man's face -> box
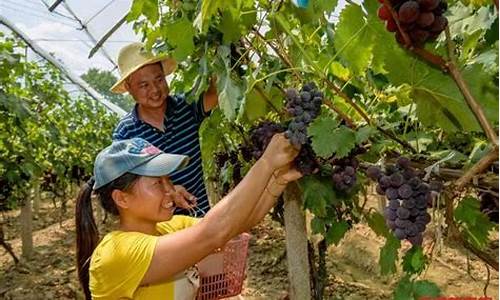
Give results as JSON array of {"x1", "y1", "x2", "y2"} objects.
[{"x1": 125, "y1": 63, "x2": 169, "y2": 109}]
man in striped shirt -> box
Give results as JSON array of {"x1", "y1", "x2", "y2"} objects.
[{"x1": 110, "y1": 43, "x2": 218, "y2": 216}]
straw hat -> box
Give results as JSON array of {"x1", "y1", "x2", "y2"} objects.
[{"x1": 110, "y1": 42, "x2": 177, "y2": 94}]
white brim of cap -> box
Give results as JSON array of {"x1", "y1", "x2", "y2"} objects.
[{"x1": 130, "y1": 153, "x2": 190, "y2": 177}]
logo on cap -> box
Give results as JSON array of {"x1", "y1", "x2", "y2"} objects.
[{"x1": 129, "y1": 139, "x2": 161, "y2": 155}]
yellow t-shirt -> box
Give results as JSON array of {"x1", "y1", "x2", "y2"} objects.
[{"x1": 89, "y1": 215, "x2": 199, "y2": 299}]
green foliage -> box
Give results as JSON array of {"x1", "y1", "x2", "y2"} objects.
[
  {"x1": 123, "y1": 0, "x2": 499, "y2": 296},
  {"x1": 81, "y1": 68, "x2": 134, "y2": 111},
  {"x1": 308, "y1": 114, "x2": 356, "y2": 159},
  {"x1": 0, "y1": 34, "x2": 117, "y2": 208},
  {"x1": 454, "y1": 196, "x2": 497, "y2": 249},
  {"x1": 394, "y1": 275, "x2": 441, "y2": 300},
  {"x1": 402, "y1": 247, "x2": 427, "y2": 275},
  {"x1": 379, "y1": 234, "x2": 401, "y2": 275}
]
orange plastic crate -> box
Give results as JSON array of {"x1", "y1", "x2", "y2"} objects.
[{"x1": 196, "y1": 233, "x2": 251, "y2": 300}]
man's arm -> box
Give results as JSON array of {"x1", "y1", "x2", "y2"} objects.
[{"x1": 202, "y1": 75, "x2": 218, "y2": 112}]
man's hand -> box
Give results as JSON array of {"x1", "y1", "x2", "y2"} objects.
[{"x1": 203, "y1": 74, "x2": 218, "y2": 112}]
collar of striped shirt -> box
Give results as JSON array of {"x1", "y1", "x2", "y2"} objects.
[{"x1": 131, "y1": 95, "x2": 177, "y2": 122}]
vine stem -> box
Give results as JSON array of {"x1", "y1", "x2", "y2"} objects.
[
  {"x1": 444, "y1": 28, "x2": 499, "y2": 147},
  {"x1": 455, "y1": 146, "x2": 499, "y2": 190}
]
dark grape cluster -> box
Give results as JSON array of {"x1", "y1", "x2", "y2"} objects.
[
  {"x1": 366, "y1": 157, "x2": 442, "y2": 246},
  {"x1": 284, "y1": 82, "x2": 323, "y2": 149},
  {"x1": 247, "y1": 120, "x2": 319, "y2": 175},
  {"x1": 332, "y1": 157, "x2": 359, "y2": 192},
  {"x1": 248, "y1": 121, "x2": 285, "y2": 159},
  {"x1": 214, "y1": 150, "x2": 242, "y2": 195},
  {"x1": 377, "y1": 0, "x2": 448, "y2": 47},
  {"x1": 479, "y1": 191, "x2": 499, "y2": 224}
]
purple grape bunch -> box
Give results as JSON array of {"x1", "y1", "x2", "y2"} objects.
[
  {"x1": 332, "y1": 157, "x2": 359, "y2": 192},
  {"x1": 284, "y1": 82, "x2": 323, "y2": 149},
  {"x1": 248, "y1": 120, "x2": 319, "y2": 175},
  {"x1": 366, "y1": 157, "x2": 442, "y2": 246}
]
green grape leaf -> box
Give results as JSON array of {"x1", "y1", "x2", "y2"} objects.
[
  {"x1": 300, "y1": 175, "x2": 333, "y2": 217},
  {"x1": 311, "y1": 217, "x2": 326, "y2": 235},
  {"x1": 217, "y1": 73, "x2": 243, "y2": 121},
  {"x1": 240, "y1": 88, "x2": 269, "y2": 122},
  {"x1": 413, "y1": 280, "x2": 441, "y2": 298},
  {"x1": 454, "y1": 196, "x2": 496, "y2": 249},
  {"x1": 355, "y1": 126, "x2": 375, "y2": 145},
  {"x1": 393, "y1": 275, "x2": 414, "y2": 300},
  {"x1": 126, "y1": 0, "x2": 145, "y2": 21},
  {"x1": 142, "y1": 0, "x2": 159, "y2": 24},
  {"x1": 379, "y1": 234, "x2": 401, "y2": 275},
  {"x1": 164, "y1": 17, "x2": 195, "y2": 61},
  {"x1": 402, "y1": 246, "x2": 427, "y2": 275},
  {"x1": 194, "y1": 0, "x2": 225, "y2": 32},
  {"x1": 308, "y1": 115, "x2": 339, "y2": 158},
  {"x1": 366, "y1": 211, "x2": 389, "y2": 238},
  {"x1": 334, "y1": 4, "x2": 374, "y2": 75},
  {"x1": 326, "y1": 220, "x2": 350, "y2": 246}
]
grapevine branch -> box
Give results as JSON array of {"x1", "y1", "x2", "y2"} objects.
[
  {"x1": 323, "y1": 79, "x2": 417, "y2": 153},
  {"x1": 455, "y1": 146, "x2": 499, "y2": 190},
  {"x1": 444, "y1": 29, "x2": 499, "y2": 147}
]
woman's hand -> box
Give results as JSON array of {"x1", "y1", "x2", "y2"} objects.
[
  {"x1": 261, "y1": 133, "x2": 300, "y2": 170},
  {"x1": 274, "y1": 164, "x2": 303, "y2": 185},
  {"x1": 161, "y1": 177, "x2": 197, "y2": 209}
]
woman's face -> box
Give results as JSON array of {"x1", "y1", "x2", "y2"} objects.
[{"x1": 125, "y1": 175, "x2": 177, "y2": 222}]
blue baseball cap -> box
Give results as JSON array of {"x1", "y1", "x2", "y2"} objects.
[{"x1": 93, "y1": 138, "x2": 190, "y2": 189}]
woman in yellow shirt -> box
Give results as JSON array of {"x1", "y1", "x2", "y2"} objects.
[{"x1": 75, "y1": 134, "x2": 301, "y2": 299}]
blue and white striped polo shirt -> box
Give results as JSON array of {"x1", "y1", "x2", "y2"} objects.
[{"x1": 112, "y1": 94, "x2": 210, "y2": 216}]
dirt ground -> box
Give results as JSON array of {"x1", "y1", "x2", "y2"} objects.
[{"x1": 0, "y1": 194, "x2": 498, "y2": 300}]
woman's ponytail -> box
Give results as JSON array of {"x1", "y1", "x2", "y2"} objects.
[{"x1": 75, "y1": 177, "x2": 98, "y2": 300}]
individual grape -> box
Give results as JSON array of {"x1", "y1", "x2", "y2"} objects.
[
  {"x1": 409, "y1": 28, "x2": 430, "y2": 45},
  {"x1": 376, "y1": 184, "x2": 386, "y2": 195},
  {"x1": 406, "y1": 223, "x2": 419, "y2": 237},
  {"x1": 415, "y1": 221, "x2": 426, "y2": 232},
  {"x1": 386, "y1": 188, "x2": 399, "y2": 200},
  {"x1": 344, "y1": 166, "x2": 355, "y2": 176},
  {"x1": 410, "y1": 207, "x2": 420, "y2": 217},
  {"x1": 398, "y1": 1, "x2": 420, "y2": 24},
  {"x1": 417, "y1": 0, "x2": 439, "y2": 11},
  {"x1": 378, "y1": 5, "x2": 392, "y2": 20},
  {"x1": 395, "y1": 218, "x2": 410, "y2": 228},
  {"x1": 390, "y1": 173, "x2": 404, "y2": 187},
  {"x1": 403, "y1": 198, "x2": 416, "y2": 209},
  {"x1": 367, "y1": 166, "x2": 382, "y2": 180},
  {"x1": 385, "y1": 207, "x2": 397, "y2": 221},
  {"x1": 416, "y1": 212, "x2": 431, "y2": 224},
  {"x1": 396, "y1": 156, "x2": 411, "y2": 169},
  {"x1": 389, "y1": 199, "x2": 400, "y2": 209},
  {"x1": 416, "y1": 11, "x2": 435, "y2": 27},
  {"x1": 408, "y1": 177, "x2": 421, "y2": 188},
  {"x1": 386, "y1": 165, "x2": 399, "y2": 175},
  {"x1": 397, "y1": 207, "x2": 410, "y2": 219},
  {"x1": 387, "y1": 220, "x2": 397, "y2": 230},
  {"x1": 429, "y1": 15, "x2": 448, "y2": 32},
  {"x1": 408, "y1": 233, "x2": 423, "y2": 246},
  {"x1": 398, "y1": 184, "x2": 413, "y2": 199},
  {"x1": 386, "y1": 18, "x2": 398, "y2": 32},
  {"x1": 433, "y1": 0, "x2": 447, "y2": 15},
  {"x1": 394, "y1": 228, "x2": 407, "y2": 239}
]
